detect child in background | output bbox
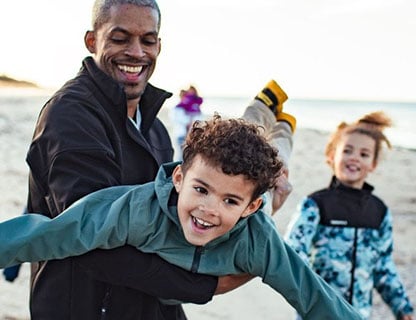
[285,112,414,320]
[171,85,204,160]
[0,115,362,319]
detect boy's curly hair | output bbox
[182,114,282,200]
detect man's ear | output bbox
[158,38,162,55]
[84,31,96,53]
[172,165,184,192]
[241,197,263,218]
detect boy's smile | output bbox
[173,155,262,246]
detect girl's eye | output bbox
[194,186,208,195]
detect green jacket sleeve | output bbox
[248,216,363,320]
[0,185,136,268]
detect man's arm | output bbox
[74,246,218,304]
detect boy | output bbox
[0,115,362,319]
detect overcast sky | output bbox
[1,0,415,101]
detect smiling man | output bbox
[24,0,220,319]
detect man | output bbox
[26,0,218,318]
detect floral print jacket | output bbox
[285,177,414,319]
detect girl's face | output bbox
[172,155,262,247]
[329,132,377,189]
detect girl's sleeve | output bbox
[284,197,321,263]
[0,185,134,269]
[373,209,414,318]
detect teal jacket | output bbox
[0,162,362,320]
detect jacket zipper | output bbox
[191,246,204,273]
[348,228,358,304]
[100,286,112,320]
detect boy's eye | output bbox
[194,186,208,195]
[224,198,238,205]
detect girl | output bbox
[285,111,414,320]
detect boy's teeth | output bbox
[194,217,213,227]
[118,65,143,73]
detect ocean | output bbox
[0,90,415,150]
[200,96,416,150]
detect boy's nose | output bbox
[199,198,220,216]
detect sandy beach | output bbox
[0,100,415,319]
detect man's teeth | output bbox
[193,216,214,227]
[118,65,143,73]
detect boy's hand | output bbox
[401,315,413,320]
[215,274,255,294]
[271,168,292,214]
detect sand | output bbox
[0,102,415,319]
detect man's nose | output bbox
[125,39,145,58]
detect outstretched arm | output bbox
[0,185,135,268]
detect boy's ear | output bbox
[241,197,263,218]
[172,165,184,192]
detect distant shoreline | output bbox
[0,75,39,88]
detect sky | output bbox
[1,0,415,101]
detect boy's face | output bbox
[172,155,262,246]
[329,132,376,189]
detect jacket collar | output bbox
[82,57,172,133]
[329,176,374,195]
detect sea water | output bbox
[1,91,415,150]
[200,96,416,150]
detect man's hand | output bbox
[215,274,255,295]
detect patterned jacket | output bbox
[285,177,414,319]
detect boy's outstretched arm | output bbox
[0,185,135,268]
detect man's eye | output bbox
[111,38,127,44]
[142,38,157,45]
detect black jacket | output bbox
[26,57,217,319]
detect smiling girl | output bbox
[285,111,414,320]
